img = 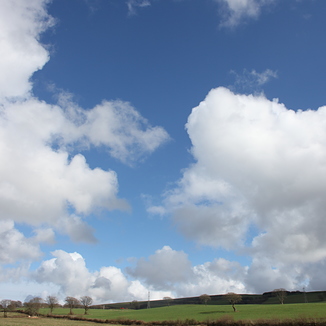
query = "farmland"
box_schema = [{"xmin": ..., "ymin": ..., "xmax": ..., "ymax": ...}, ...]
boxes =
[
  {"xmin": 7, "ymin": 302, "xmax": 324, "ymax": 324},
  {"xmin": 55, "ymin": 303, "xmax": 326, "ymax": 321},
  {"xmin": 2, "ymin": 292, "xmax": 326, "ymax": 325},
  {"xmin": 0, "ymin": 313, "xmax": 110, "ymax": 326}
]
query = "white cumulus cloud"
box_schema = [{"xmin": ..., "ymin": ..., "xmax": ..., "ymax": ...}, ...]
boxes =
[
  {"xmin": 0, "ymin": 0, "xmax": 169, "ymax": 264},
  {"xmin": 127, "ymin": 246, "xmax": 247, "ymax": 297},
  {"xmin": 0, "ymin": 95, "xmax": 169, "ymax": 240},
  {"xmin": 32, "ymin": 247, "xmax": 248, "ymax": 302},
  {"xmin": 0, "ymin": 0, "xmax": 54, "ymax": 99},
  {"xmin": 0, "ymin": 98, "xmax": 129, "ymax": 241},
  {"xmin": 127, "ymin": 246, "xmax": 193, "ymax": 290},
  {"xmin": 152, "ymin": 86, "xmax": 326, "ymax": 291},
  {"xmin": 0, "ymin": 221, "xmax": 43, "ymax": 265},
  {"xmin": 33, "ymin": 250, "xmax": 176, "ymax": 303},
  {"xmin": 0, "ymin": 0, "xmax": 170, "ymax": 303}
]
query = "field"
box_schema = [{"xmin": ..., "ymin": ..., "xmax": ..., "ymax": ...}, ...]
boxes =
[
  {"xmin": 2, "ymin": 303, "xmax": 326, "ymax": 325},
  {"xmin": 0, "ymin": 312, "xmax": 117, "ymax": 326},
  {"xmin": 41, "ymin": 302, "xmax": 326, "ymax": 321}
]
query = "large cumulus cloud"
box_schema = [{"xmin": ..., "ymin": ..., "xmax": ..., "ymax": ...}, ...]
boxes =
[
  {"xmin": 0, "ymin": 0, "xmax": 53, "ymax": 99},
  {"xmin": 0, "ymin": 220, "xmax": 47, "ymax": 265},
  {"xmin": 0, "ymin": 0, "xmax": 169, "ymax": 261},
  {"xmin": 127, "ymin": 246, "xmax": 194, "ymax": 290},
  {"xmin": 32, "ymin": 247, "xmax": 247, "ymax": 303},
  {"xmin": 33, "ymin": 249, "xmax": 175, "ymax": 303},
  {"xmin": 153, "ymin": 87, "xmax": 326, "ymax": 292},
  {"xmin": 0, "ymin": 96, "xmax": 169, "ymax": 241},
  {"xmin": 127, "ymin": 246, "xmax": 247, "ymax": 297}
]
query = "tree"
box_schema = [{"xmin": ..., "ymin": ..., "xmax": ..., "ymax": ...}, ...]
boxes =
[
  {"xmin": 24, "ymin": 297, "xmax": 43, "ymax": 316},
  {"xmin": 163, "ymin": 296, "xmax": 173, "ymax": 307},
  {"xmin": 273, "ymin": 288, "xmax": 287, "ymax": 304},
  {"xmin": 199, "ymin": 294, "xmax": 211, "ymax": 306},
  {"xmin": 10, "ymin": 301, "xmax": 22, "ymax": 309},
  {"xmin": 65, "ymin": 296, "xmax": 80, "ymax": 315},
  {"xmin": 46, "ymin": 295, "xmax": 59, "ymax": 314},
  {"xmin": 80, "ymin": 296, "xmax": 93, "ymax": 315},
  {"xmin": 225, "ymin": 292, "xmax": 242, "ymax": 312},
  {"xmin": 131, "ymin": 300, "xmax": 139, "ymax": 310},
  {"xmin": 0, "ymin": 300, "xmax": 12, "ymax": 318}
]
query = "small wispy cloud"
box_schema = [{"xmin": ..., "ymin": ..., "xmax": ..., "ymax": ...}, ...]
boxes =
[
  {"xmin": 216, "ymin": 0, "xmax": 276, "ymax": 28},
  {"xmin": 230, "ymin": 68, "xmax": 278, "ymax": 93},
  {"xmin": 127, "ymin": 0, "xmax": 152, "ymax": 16},
  {"xmin": 125, "ymin": 0, "xmax": 274, "ymax": 27},
  {"xmin": 83, "ymin": 0, "xmax": 100, "ymax": 14},
  {"xmin": 250, "ymin": 69, "xmax": 278, "ymax": 85}
]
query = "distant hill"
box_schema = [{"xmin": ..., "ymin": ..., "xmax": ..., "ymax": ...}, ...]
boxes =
[{"xmin": 92, "ymin": 290, "xmax": 326, "ymax": 310}]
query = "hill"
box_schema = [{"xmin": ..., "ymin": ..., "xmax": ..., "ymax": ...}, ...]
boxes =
[{"xmin": 92, "ymin": 290, "xmax": 326, "ymax": 310}]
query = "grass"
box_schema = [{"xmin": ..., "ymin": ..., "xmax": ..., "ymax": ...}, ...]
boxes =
[
  {"xmin": 0, "ymin": 312, "xmax": 120, "ymax": 326},
  {"xmin": 36, "ymin": 302, "xmax": 326, "ymax": 323}
]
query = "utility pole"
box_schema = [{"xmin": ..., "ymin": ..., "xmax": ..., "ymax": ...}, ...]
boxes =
[
  {"xmin": 303, "ymin": 287, "xmax": 308, "ymax": 303},
  {"xmin": 147, "ymin": 291, "xmax": 151, "ymax": 309}
]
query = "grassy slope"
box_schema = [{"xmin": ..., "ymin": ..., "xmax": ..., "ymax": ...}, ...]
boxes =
[
  {"xmin": 0, "ymin": 312, "xmax": 118, "ymax": 326},
  {"xmin": 40, "ymin": 302, "xmax": 326, "ymax": 322},
  {"xmin": 0, "ymin": 319, "xmax": 110, "ymax": 326},
  {"xmin": 96, "ymin": 291, "xmax": 326, "ymax": 309}
]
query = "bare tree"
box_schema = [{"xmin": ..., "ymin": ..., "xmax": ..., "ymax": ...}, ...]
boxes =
[
  {"xmin": 24, "ymin": 297, "xmax": 43, "ymax": 316},
  {"xmin": 10, "ymin": 301, "xmax": 22, "ymax": 309},
  {"xmin": 225, "ymin": 292, "xmax": 242, "ymax": 312},
  {"xmin": 273, "ymin": 288, "xmax": 287, "ymax": 304},
  {"xmin": 199, "ymin": 294, "xmax": 211, "ymax": 306},
  {"xmin": 46, "ymin": 295, "xmax": 59, "ymax": 314},
  {"xmin": 65, "ymin": 296, "xmax": 80, "ymax": 315},
  {"xmin": 0, "ymin": 300, "xmax": 12, "ymax": 318},
  {"xmin": 80, "ymin": 296, "xmax": 93, "ymax": 315},
  {"xmin": 131, "ymin": 300, "xmax": 139, "ymax": 310},
  {"xmin": 163, "ymin": 296, "xmax": 173, "ymax": 307}
]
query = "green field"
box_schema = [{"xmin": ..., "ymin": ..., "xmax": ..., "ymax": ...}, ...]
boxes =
[
  {"xmin": 0, "ymin": 313, "xmax": 119, "ymax": 326},
  {"xmin": 35, "ymin": 302, "xmax": 326, "ymax": 323}
]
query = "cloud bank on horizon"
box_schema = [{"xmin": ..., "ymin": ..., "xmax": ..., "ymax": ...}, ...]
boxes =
[{"xmin": 1, "ymin": 0, "xmax": 326, "ymax": 304}]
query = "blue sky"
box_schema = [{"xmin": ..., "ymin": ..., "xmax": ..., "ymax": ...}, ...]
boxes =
[{"xmin": 1, "ymin": 0, "xmax": 326, "ymax": 304}]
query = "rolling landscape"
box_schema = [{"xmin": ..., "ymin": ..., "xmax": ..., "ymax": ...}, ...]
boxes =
[
  {"xmin": 95, "ymin": 290, "xmax": 326, "ymax": 309},
  {"xmin": 2, "ymin": 291, "xmax": 326, "ymax": 325},
  {"xmin": 2, "ymin": 2, "xmax": 326, "ymax": 326}
]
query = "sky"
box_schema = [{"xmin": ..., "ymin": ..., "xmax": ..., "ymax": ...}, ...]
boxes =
[{"xmin": 1, "ymin": 0, "xmax": 326, "ymax": 305}]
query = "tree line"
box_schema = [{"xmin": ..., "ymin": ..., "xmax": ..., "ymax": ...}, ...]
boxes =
[
  {"xmin": 0, "ymin": 288, "xmax": 290, "ymax": 317},
  {"xmin": 0, "ymin": 295, "xmax": 93, "ymax": 317}
]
